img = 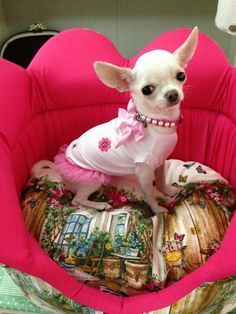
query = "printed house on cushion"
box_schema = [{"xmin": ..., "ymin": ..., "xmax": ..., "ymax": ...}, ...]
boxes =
[
  {"xmin": 155, "ymin": 182, "xmax": 234, "ymax": 284},
  {"xmin": 22, "ymin": 179, "xmax": 153, "ymax": 290},
  {"xmin": 22, "ymin": 168, "xmax": 236, "ymax": 296}
]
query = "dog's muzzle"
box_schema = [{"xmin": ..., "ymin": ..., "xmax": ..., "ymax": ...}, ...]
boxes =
[{"xmin": 165, "ymin": 89, "xmax": 179, "ymax": 106}]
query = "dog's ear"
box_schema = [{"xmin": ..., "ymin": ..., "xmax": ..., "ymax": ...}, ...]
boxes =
[
  {"xmin": 174, "ymin": 27, "xmax": 198, "ymax": 68},
  {"xmin": 94, "ymin": 61, "xmax": 133, "ymax": 92}
]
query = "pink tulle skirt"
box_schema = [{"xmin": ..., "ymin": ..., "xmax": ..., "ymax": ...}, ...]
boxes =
[{"xmin": 54, "ymin": 145, "xmax": 111, "ymax": 185}]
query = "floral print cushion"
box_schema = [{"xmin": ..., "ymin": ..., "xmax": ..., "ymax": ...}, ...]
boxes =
[
  {"xmin": 0, "ymin": 266, "xmax": 54, "ymax": 313},
  {"xmin": 18, "ymin": 159, "xmax": 236, "ymax": 312},
  {"xmin": 3, "ymin": 265, "xmax": 236, "ymax": 313},
  {"xmin": 0, "ymin": 266, "xmax": 100, "ymax": 314}
]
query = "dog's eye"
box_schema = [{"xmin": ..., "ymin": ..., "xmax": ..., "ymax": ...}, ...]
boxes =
[
  {"xmin": 176, "ymin": 72, "xmax": 186, "ymax": 82},
  {"xmin": 142, "ymin": 85, "xmax": 155, "ymax": 95}
]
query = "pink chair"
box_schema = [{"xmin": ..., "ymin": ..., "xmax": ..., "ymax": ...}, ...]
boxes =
[{"xmin": 0, "ymin": 28, "xmax": 235, "ymax": 313}]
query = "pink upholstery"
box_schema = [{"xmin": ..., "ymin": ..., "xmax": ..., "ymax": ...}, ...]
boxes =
[{"xmin": 0, "ymin": 28, "xmax": 236, "ymax": 313}]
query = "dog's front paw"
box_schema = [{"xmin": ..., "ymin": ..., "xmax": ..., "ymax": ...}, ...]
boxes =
[
  {"xmin": 161, "ymin": 185, "xmax": 180, "ymax": 198},
  {"xmin": 149, "ymin": 200, "xmax": 168, "ymax": 214}
]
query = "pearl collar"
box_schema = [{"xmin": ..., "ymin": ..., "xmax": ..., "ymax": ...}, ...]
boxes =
[{"xmin": 136, "ymin": 111, "xmax": 183, "ymax": 128}]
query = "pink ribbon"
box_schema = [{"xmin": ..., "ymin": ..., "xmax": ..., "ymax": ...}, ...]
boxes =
[{"xmin": 115, "ymin": 99, "xmax": 144, "ymax": 148}]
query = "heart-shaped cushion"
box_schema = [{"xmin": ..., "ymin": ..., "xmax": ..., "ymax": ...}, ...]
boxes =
[{"xmin": 0, "ymin": 28, "xmax": 236, "ymax": 313}]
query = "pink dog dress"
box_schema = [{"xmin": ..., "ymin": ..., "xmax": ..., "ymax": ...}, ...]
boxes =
[{"xmin": 54, "ymin": 100, "xmax": 177, "ymax": 185}]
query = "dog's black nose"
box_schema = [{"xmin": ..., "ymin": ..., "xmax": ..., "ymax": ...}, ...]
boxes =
[{"xmin": 165, "ymin": 89, "xmax": 179, "ymax": 105}]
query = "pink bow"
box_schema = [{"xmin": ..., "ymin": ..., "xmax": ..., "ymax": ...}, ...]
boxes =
[{"xmin": 115, "ymin": 99, "xmax": 144, "ymax": 148}]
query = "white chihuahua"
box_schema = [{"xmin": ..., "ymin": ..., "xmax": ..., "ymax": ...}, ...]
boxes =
[{"xmin": 32, "ymin": 28, "xmax": 198, "ymax": 214}]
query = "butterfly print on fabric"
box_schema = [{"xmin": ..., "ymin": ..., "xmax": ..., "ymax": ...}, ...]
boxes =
[
  {"xmin": 196, "ymin": 165, "xmax": 207, "ymax": 174},
  {"xmin": 190, "ymin": 200, "xmax": 206, "ymax": 209},
  {"xmin": 183, "ymin": 162, "xmax": 196, "ymax": 169},
  {"xmin": 179, "ymin": 175, "xmax": 188, "ymax": 183},
  {"xmin": 174, "ymin": 233, "xmax": 185, "ymax": 241}
]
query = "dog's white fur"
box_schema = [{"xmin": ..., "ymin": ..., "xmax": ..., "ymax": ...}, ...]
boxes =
[{"xmin": 32, "ymin": 28, "xmax": 198, "ymax": 214}]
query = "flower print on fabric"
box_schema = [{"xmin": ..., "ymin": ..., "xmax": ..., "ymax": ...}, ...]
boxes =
[
  {"xmin": 98, "ymin": 137, "xmax": 111, "ymax": 152},
  {"xmin": 208, "ymin": 239, "xmax": 221, "ymax": 253}
]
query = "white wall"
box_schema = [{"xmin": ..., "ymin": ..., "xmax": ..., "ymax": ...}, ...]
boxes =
[{"xmin": 0, "ymin": 0, "xmax": 235, "ymax": 64}]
